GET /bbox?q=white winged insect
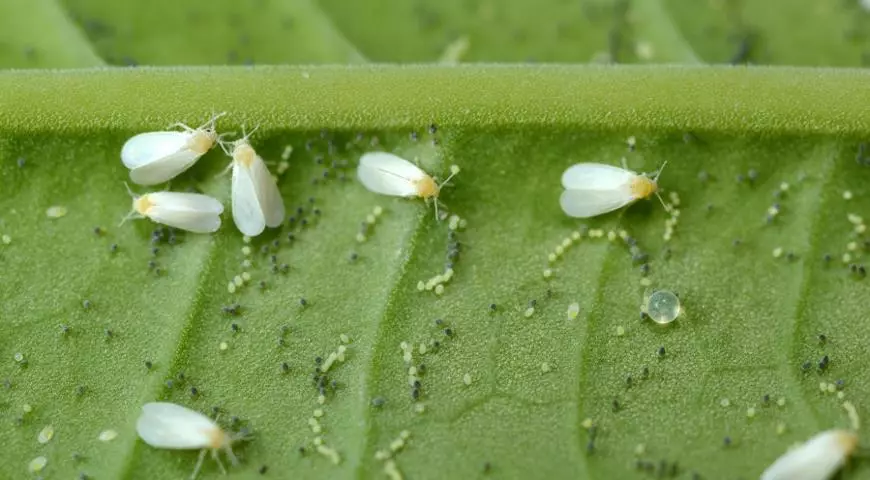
[760,429,858,480]
[120,184,224,233]
[219,127,285,237]
[136,402,249,480]
[121,112,226,186]
[559,161,668,218]
[356,151,459,219]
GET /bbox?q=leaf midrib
[1,66,869,135]
[114,224,222,480]
[352,208,428,479]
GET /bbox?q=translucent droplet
[98,429,118,442]
[645,290,681,325]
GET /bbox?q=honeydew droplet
[581,418,594,429]
[772,247,783,258]
[843,191,853,200]
[366,214,376,224]
[313,409,324,418]
[645,290,681,325]
[340,334,350,344]
[746,407,756,418]
[14,352,25,363]
[780,182,790,192]
[571,231,581,240]
[607,231,617,242]
[241,272,251,282]
[847,213,863,225]
[776,423,787,435]
[541,362,551,373]
[548,253,557,263]
[434,284,445,295]
[720,398,731,407]
[523,307,535,318]
[842,253,852,264]
[233,275,243,287]
[561,238,572,248]
[373,206,384,216]
[416,281,425,291]
[219,341,229,351]
[356,233,366,243]
[542,269,552,278]
[227,282,237,294]
[639,278,652,287]
[242,259,252,268]
[555,245,565,256]
[98,429,118,442]
[22,404,32,414]
[28,456,47,473]
[847,242,858,252]
[463,373,472,385]
[414,403,426,414]
[37,425,54,444]
[241,246,252,256]
[243,236,252,244]
[819,382,828,393]
[1,234,11,244]
[46,206,68,218]
[615,326,625,336]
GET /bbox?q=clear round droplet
[645,290,681,325]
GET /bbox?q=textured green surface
[2,67,870,480]
[2,1,870,479]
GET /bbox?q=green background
[1,0,870,479]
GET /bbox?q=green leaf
[1,66,869,480]
[58,0,366,65]
[660,0,870,65]
[0,0,103,68]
